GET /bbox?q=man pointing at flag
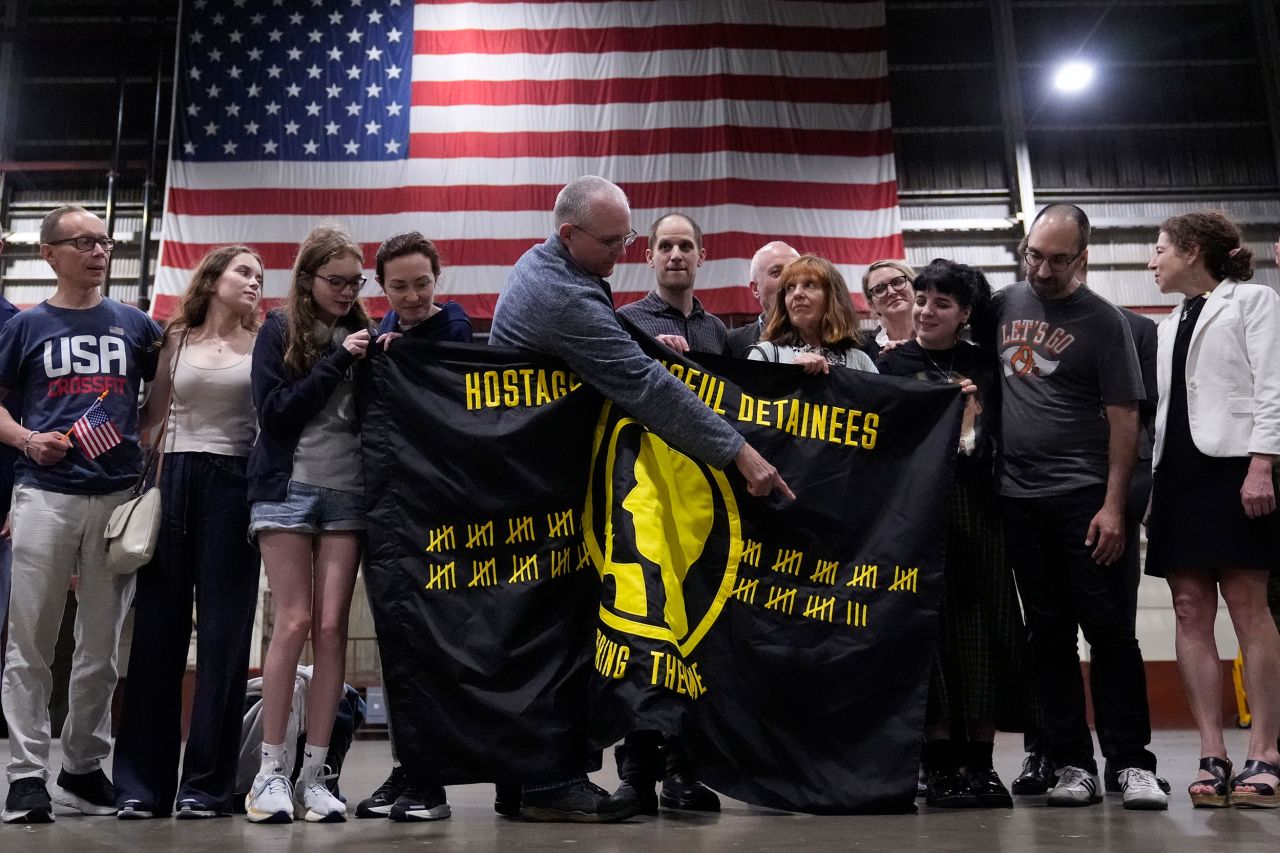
[489,176,793,822]
[0,206,162,824]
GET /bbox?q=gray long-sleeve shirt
[489,235,744,468]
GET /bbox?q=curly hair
[1160,210,1255,283]
[283,224,370,377]
[165,245,263,338]
[761,255,862,349]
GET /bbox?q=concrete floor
[3,730,1280,851]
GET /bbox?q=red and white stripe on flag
[155,1,902,321]
[71,399,124,460]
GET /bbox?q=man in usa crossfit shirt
[0,206,161,824]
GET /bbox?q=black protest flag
[361,341,603,784]
[583,338,963,814]
[362,336,961,811]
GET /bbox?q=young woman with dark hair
[877,258,1032,809]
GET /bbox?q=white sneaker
[1047,766,1102,807]
[1118,768,1169,811]
[295,766,347,823]
[246,773,294,824]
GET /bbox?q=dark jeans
[1002,484,1156,775]
[1022,462,1152,760]
[114,453,259,814]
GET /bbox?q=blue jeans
[113,453,260,814]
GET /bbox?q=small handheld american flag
[70,392,123,460]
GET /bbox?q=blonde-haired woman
[114,246,263,819]
[747,255,878,374]
[244,225,372,823]
[861,259,917,358]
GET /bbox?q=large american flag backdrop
[156,0,902,321]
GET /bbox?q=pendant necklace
[1180,291,1209,322]
[923,344,956,381]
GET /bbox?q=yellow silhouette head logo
[583,406,741,656]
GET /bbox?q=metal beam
[1250,0,1280,187]
[990,0,1036,235]
[0,0,22,163]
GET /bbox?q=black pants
[114,453,259,814]
[1002,485,1155,774]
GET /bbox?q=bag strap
[138,329,187,495]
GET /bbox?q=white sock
[300,743,328,778]
[259,742,287,776]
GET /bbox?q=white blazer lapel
[1186,284,1231,355]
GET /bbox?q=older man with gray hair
[724,240,799,358]
[490,176,793,823]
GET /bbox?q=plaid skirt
[925,474,1036,732]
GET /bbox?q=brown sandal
[1188,757,1231,808]
[1231,759,1280,809]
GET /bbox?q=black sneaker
[1012,752,1056,796]
[3,777,54,824]
[53,768,117,816]
[356,766,408,819]
[659,772,720,812]
[175,798,217,819]
[494,783,521,817]
[613,780,658,816]
[388,786,451,822]
[117,799,156,820]
[520,779,641,823]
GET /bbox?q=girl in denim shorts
[243,224,373,824]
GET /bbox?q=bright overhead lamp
[1053,61,1095,94]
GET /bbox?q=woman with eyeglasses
[877,259,1031,809]
[746,255,878,374]
[113,246,264,820]
[860,260,917,358]
[244,224,373,824]
[1145,211,1280,808]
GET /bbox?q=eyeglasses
[45,236,115,253]
[1023,248,1084,272]
[868,274,912,299]
[574,225,638,253]
[311,272,368,293]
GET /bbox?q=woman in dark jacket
[243,224,372,825]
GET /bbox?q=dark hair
[376,231,441,281]
[1028,203,1091,253]
[1160,210,1254,282]
[647,212,702,251]
[912,258,995,344]
[761,255,861,349]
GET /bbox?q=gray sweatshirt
[489,235,744,468]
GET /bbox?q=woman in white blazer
[1146,211,1280,809]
